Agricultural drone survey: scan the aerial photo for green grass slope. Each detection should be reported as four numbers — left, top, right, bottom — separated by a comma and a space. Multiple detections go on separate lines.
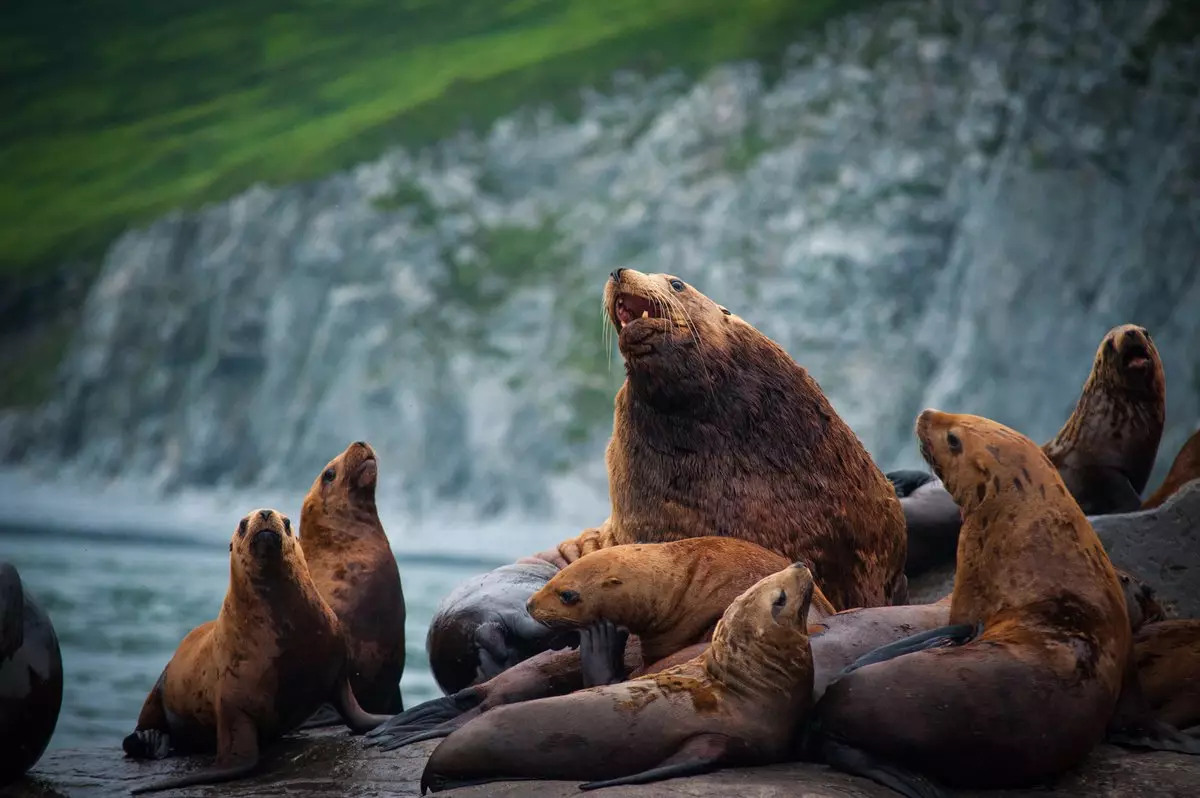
0, 0, 872, 278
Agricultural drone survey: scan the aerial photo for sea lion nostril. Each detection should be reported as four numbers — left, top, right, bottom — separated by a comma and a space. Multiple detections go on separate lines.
258, 509, 273, 522
610, 268, 624, 282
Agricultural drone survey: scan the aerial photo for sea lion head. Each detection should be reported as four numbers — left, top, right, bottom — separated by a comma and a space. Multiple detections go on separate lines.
524, 546, 645, 629
301, 440, 380, 532
229, 508, 302, 582
1090, 324, 1163, 399
1117, 569, 1166, 631
605, 268, 740, 406
916, 409, 1052, 515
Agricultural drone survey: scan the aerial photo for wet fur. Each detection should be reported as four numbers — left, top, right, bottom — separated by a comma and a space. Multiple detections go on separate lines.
1142, 429, 1200, 510
300, 441, 406, 714
420, 565, 818, 791
556, 269, 907, 611
818, 411, 1131, 789
1044, 325, 1165, 515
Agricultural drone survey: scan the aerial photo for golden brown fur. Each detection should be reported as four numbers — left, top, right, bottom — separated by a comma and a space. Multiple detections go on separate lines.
527, 537, 835, 664
1044, 324, 1165, 515
421, 563, 818, 792
551, 269, 907, 611
1133, 619, 1200, 730
1142, 428, 1200, 509
300, 441, 406, 714
122, 509, 391, 794
817, 410, 1131, 790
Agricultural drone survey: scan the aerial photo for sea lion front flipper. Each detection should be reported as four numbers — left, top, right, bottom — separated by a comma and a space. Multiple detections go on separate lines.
122, 729, 172, 761
365, 688, 483, 746
579, 619, 630, 687
835, 622, 982, 679
332, 675, 394, 734
1108, 721, 1200, 755
130, 706, 259, 794
0, 562, 24, 658
823, 738, 949, 798
577, 733, 729, 790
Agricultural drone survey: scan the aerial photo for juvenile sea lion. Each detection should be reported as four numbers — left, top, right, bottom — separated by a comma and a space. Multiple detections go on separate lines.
123, 509, 392, 794
1133, 619, 1200, 731
419, 562, 819, 793
1044, 323, 1165, 515
816, 410, 1133, 796
426, 560, 564, 696
0, 562, 63, 788
886, 470, 962, 578
549, 268, 908, 611
299, 441, 406, 717
1142, 427, 1200, 509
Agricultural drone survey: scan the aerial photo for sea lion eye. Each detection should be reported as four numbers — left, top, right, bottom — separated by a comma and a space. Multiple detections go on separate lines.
237, 519, 248, 537
559, 589, 581, 606
322, 468, 336, 484
946, 432, 963, 454
669, 279, 684, 292
229, 541, 233, 552
283, 517, 292, 536
719, 306, 732, 315
773, 589, 787, 607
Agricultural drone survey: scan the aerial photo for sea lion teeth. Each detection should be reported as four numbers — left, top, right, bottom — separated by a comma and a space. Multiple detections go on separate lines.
641, 311, 649, 319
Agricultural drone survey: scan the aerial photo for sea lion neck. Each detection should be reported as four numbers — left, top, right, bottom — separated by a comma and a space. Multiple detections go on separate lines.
299, 497, 387, 554
223, 556, 320, 630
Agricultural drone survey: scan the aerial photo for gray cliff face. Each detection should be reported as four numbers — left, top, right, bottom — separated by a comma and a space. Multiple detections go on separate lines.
2, 0, 1198, 524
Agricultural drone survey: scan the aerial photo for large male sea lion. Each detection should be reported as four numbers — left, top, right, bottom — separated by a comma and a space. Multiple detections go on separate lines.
419, 562, 819, 793
0, 561, 63, 788
123, 509, 393, 794
299, 441, 406, 718
1142, 427, 1200, 509
816, 410, 1133, 796
549, 268, 908, 611
1044, 323, 1165, 515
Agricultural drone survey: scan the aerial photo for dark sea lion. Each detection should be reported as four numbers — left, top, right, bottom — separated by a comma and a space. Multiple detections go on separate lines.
0, 561, 63, 788
886, 470, 962, 578
548, 267, 908, 611
1142, 427, 1200, 509
419, 562, 819, 793
1044, 323, 1165, 515
1132, 619, 1200, 732
425, 559, 564, 695
299, 441, 406, 717
122, 509, 392, 794
816, 410, 1133, 796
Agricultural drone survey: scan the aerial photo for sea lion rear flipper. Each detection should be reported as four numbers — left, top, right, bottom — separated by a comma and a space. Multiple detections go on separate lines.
822, 738, 949, 798
577, 733, 729, 791
834, 622, 982, 680
296, 703, 343, 730
0, 562, 24, 658
130, 707, 259, 794
579, 619, 630, 687
365, 687, 483, 746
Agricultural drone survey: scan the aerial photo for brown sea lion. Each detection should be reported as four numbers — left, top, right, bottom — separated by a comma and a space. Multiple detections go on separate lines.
0, 561, 63, 788
1044, 323, 1165, 515
299, 440, 406, 719
1142, 427, 1200, 509
419, 562, 819, 793
122, 509, 392, 794
816, 410, 1133, 796
548, 268, 908, 611
1133, 619, 1200, 731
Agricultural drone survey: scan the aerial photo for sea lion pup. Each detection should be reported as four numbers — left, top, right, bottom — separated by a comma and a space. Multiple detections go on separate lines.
426, 560, 565, 696
122, 509, 393, 795
886, 470, 962, 578
419, 562, 819, 794
298, 440, 406, 725
1132, 619, 1200, 732
815, 410, 1133, 797
1142, 427, 1200, 509
0, 561, 63, 788
1044, 323, 1165, 516
550, 268, 908, 611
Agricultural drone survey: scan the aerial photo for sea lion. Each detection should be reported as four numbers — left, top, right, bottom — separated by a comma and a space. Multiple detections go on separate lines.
1142, 427, 1200, 509
1044, 323, 1165, 516
0, 561, 63, 788
299, 441, 406, 716
123, 509, 393, 794
1133, 619, 1200, 731
816, 410, 1133, 796
886, 470, 962, 578
426, 560, 565, 696
419, 562, 819, 793
548, 268, 908, 611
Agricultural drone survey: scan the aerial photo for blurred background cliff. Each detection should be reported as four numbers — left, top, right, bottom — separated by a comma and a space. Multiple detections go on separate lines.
1, 0, 1197, 751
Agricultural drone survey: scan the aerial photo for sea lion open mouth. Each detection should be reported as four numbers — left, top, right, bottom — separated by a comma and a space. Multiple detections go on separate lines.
1122, 344, 1151, 370
614, 293, 664, 328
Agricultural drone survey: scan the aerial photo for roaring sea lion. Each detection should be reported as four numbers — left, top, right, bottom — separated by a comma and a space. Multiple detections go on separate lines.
549, 268, 907, 611
426, 560, 565, 696
886, 470, 962, 578
1142, 427, 1200, 509
1044, 323, 1165, 515
0, 562, 63, 788
816, 410, 1133, 796
123, 509, 392, 794
419, 562, 819, 793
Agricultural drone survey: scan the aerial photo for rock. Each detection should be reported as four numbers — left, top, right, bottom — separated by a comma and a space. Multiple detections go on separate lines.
8, 728, 1200, 797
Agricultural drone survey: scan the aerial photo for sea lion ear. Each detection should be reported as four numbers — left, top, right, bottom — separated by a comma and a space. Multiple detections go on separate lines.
719, 305, 732, 316
602, 577, 623, 587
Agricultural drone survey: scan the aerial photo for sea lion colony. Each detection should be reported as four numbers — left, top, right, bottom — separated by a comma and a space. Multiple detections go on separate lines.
4, 270, 1199, 796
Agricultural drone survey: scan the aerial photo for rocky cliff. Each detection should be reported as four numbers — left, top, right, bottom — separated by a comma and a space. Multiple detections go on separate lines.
2, 0, 1197, 535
